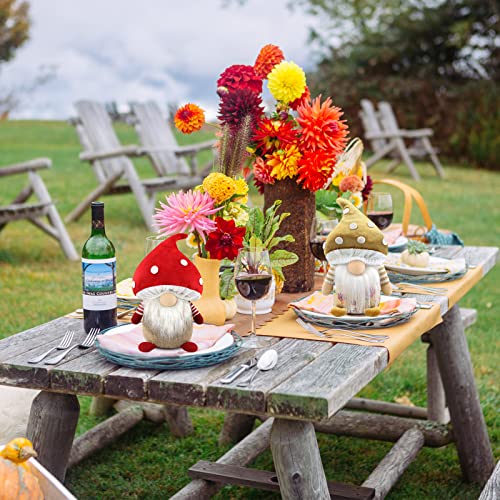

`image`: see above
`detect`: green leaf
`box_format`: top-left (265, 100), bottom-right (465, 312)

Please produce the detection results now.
top-left (270, 249), bottom-right (299, 268)
top-left (246, 234), bottom-right (264, 253)
top-left (219, 268), bottom-right (236, 300)
top-left (264, 234), bottom-right (295, 249)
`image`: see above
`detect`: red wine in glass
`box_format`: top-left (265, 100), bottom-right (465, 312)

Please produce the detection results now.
top-left (235, 274), bottom-right (272, 301)
top-left (309, 238), bottom-right (326, 262)
top-left (367, 211), bottom-right (394, 230)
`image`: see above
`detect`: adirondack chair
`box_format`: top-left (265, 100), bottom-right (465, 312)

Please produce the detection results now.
top-left (130, 101), bottom-right (216, 178)
top-left (0, 158), bottom-right (78, 260)
top-left (359, 99), bottom-right (444, 181)
top-left (66, 101), bottom-right (207, 231)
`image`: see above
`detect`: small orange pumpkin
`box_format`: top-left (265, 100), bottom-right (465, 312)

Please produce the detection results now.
top-left (0, 438), bottom-right (44, 500)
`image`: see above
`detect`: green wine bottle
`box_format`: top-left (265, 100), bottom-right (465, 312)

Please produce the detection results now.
top-left (82, 201), bottom-right (117, 333)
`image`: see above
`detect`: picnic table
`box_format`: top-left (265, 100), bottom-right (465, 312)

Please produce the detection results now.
top-left (0, 245), bottom-right (497, 499)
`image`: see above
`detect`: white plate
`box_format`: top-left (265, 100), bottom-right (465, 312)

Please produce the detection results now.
top-left (389, 236), bottom-right (408, 250)
top-left (385, 255), bottom-right (456, 275)
top-left (98, 323), bottom-right (234, 357)
top-left (294, 295), bottom-right (415, 322)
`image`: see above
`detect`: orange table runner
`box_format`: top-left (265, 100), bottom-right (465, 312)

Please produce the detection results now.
top-left (256, 306), bottom-right (442, 365)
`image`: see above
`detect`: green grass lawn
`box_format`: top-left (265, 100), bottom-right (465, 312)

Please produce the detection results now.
top-left (0, 120), bottom-right (498, 499)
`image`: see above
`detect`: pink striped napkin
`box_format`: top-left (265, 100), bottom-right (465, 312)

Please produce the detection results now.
top-left (97, 323), bottom-right (234, 357)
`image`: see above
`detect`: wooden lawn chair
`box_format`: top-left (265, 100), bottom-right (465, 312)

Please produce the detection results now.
top-left (0, 158), bottom-right (78, 260)
top-left (130, 101), bottom-right (216, 178)
top-left (359, 99), bottom-right (444, 181)
top-left (66, 101), bottom-right (206, 231)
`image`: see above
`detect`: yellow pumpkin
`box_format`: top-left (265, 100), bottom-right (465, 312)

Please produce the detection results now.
top-left (0, 438), bottom-right (44, 500)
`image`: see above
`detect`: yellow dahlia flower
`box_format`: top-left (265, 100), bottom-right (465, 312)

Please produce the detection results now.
top-left (266, 145), bottom-right (301, 180)
top-left (234, 178), bottom-right (249, 202)
top-left (268, 61), bottom-right (306, 104)
top-left (202, 172), bottom-right (237, 204)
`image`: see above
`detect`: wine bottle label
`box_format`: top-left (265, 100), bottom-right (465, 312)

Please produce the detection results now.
top-left (82, 257), bottom-right (117, 311)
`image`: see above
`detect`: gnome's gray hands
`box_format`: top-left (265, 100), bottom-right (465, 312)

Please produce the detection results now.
top-left (321, 267), bottom-right (335, 295)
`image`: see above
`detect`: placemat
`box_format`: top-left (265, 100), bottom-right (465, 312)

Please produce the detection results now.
top-left (256, 306), bottom-right (442, 365)
top-left (422, 265), bottom-right (483, 308)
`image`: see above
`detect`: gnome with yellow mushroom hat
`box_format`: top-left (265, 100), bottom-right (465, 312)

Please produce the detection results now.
top-left (321, 198), bottom-right (392, 316)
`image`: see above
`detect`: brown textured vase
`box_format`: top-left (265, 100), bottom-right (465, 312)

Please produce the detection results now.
top-left (193, 255), bottom-right (226, 326)
top-left (263, 178), bottom-right (316, 293)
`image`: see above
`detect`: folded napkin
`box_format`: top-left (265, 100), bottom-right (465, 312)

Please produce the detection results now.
top-left (383, 228), bottom-right (403, 246)
top-left (290, 291), bottom-right (417, 316)
top-left (97, 323), bottom-right (233, 358)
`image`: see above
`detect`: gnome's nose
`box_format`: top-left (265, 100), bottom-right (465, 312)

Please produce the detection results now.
top-left (159, 293), bottom-right (178, 307)
top-left (347, 260), bottom-right (366, 276)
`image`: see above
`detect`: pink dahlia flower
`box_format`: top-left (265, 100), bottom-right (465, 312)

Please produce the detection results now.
top-left (154, 190), bottom-right (220, 242)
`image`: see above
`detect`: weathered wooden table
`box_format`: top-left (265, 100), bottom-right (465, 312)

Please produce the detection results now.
top-left (0, 246), bottom-right (497, 499)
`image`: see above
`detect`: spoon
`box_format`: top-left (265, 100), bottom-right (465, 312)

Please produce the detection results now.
top-left (237, 349), bottom-right (278, 387)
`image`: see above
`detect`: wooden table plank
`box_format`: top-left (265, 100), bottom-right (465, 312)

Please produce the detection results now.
top-left (206, 338), bottom-right (332, 414)
top-left (0, 317), bottom-right (79, 362)
top-left (50, 350), bottom-right (118, 395)
top-left (147, 335), bottom-right (279, 407)
top-left (268, 344), bottom-right (388, 420)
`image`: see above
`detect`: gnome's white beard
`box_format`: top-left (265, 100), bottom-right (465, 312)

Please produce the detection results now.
top-left (335, 264), bottom-right (381, 314)
top-left (142, 296), bottom-right (193, 348)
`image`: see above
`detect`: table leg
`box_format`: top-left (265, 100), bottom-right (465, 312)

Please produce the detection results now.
top-left (429, 305), bottom-right (494, 484)
top-left (27, 391), bottom-right (80, 482)
top-left (270, 418), bottom-right (329, 500)
top-left (219, 413), bottom-right (256, 445)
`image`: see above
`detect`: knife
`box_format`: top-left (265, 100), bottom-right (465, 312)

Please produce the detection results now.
top-left (220, 357), bottom-right (257, 384)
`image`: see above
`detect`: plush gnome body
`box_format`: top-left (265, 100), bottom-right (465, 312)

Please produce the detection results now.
top-left (131, 234), bottom-right (204, 352)
top-left (321, 198), bottom-right (392, 316)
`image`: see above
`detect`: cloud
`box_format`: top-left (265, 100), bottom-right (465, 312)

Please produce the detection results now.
top-left (1, 0), bottom-right (321, 119)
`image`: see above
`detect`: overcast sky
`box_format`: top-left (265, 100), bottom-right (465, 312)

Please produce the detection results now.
top-left (1, 0), bottom-right (323, 119)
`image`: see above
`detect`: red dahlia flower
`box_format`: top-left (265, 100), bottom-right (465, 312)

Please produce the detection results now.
top-left (296, 150), bottom-right (337, 192)
top-left (217, 65), bottom-right (263, 94)
top-left (205, 217), bottom-right (246, 260)
top-left (289, 86), bottom-right (311, 111)
top-left (218, 88), bottom-right (264, 130)
top-left (252, 117), bottom-right (299, 154)
top-left (254, 44), bottom-right (285, 79)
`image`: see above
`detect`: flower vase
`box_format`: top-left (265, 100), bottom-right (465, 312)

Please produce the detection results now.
top-left (264, 178), bottom-right (316, 293)
top-left (193, 255), bottom-right (226, 326)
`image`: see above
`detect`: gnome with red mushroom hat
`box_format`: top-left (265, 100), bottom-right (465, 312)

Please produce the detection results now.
top-left (131, 234), bottom-right (204, 352)
top-left (321, 198), bottom-right (393, 317)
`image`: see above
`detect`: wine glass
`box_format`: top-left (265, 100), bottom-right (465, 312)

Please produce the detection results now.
top-left (367, 192), bottom-right (394, 230)
top-left (234, 249), bottom-right (273, 335)
top-left (309, 219), bottom-right (337, 276)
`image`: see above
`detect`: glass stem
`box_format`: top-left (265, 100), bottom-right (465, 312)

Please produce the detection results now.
top-left (251, 300), bottom-right (256, 335)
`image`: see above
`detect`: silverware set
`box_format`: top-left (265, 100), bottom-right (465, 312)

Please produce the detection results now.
top-left (393, 282), bottom-right (447, 296)
top-left (28, 328), bottom-right (100, 365)
top-left (295, 318), bottom-right (389, 344)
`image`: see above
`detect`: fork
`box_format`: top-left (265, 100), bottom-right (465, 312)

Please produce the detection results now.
top-left (394, 282), bottom-right (447, 295)
top-left (28, 330), bottom-right (75, 364)
top-left (296, 318), bottom-right (388, 344)
top-left (45, 328), bottom-right (100, 365)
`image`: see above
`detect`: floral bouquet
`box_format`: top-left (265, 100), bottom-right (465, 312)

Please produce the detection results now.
top-left (154, 173), bottom-right (249, 261)
top-left (172, 44), bottom-right (353, 293)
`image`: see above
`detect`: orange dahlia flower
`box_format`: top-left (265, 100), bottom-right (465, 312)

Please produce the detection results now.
top-left (297, 96), bottom-right (349, 154)
top-left (296, 150), bottom-right (337, 192)
top-left (254, 44), bottom-right (285, 79)
top-left (174, 103), bottom-right (205, 134)
top-left (339, 174), bottom-right (364, 193)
